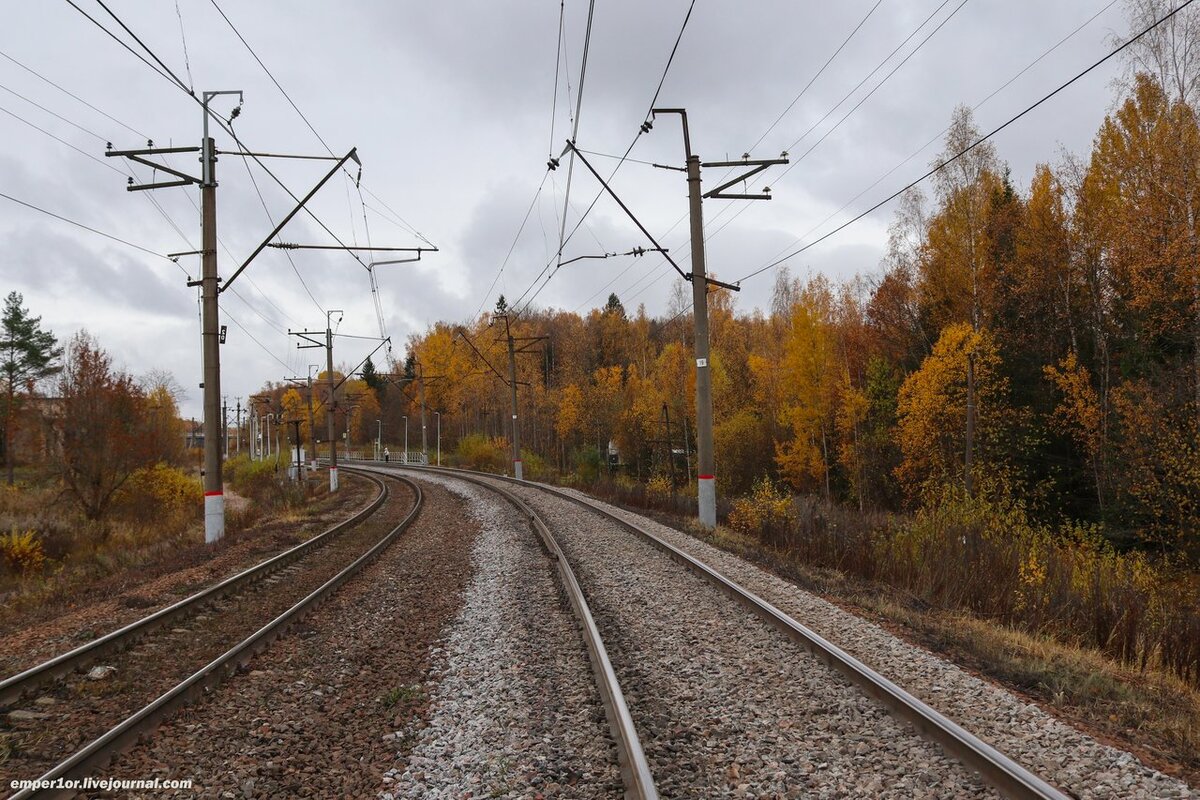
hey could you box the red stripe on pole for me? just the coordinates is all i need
[514,459,523,463]
[204,490,224,497]
[698,474,715,480]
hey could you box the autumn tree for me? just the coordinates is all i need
[895,324,1013,502]
[55,332,161,521]
[1,292,61,484]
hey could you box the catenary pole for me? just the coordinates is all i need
[200,128,224,542]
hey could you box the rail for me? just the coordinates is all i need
[9,473,421,800]
[381,462,1068,800]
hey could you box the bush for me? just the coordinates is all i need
[224,454,284,503]
[1,528,45,576]
[739,481,1200,688]
[111,463,202,527]
[575,446,602,484]
[728,477,795,546]
[453,434,508,474]
[520,448,550,480]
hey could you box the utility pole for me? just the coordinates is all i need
[222,396,229,458]
[289,419,303,480]
[418,362,428,463]
[504,318,521,479]
[106,89,243,544]
[326,310,342,490]
[235,397,242,456]
[649,108,787,528]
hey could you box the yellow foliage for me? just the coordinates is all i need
[0,528,44,576]
[556,383,584,440]
[728,478,794,538]
[894,323,1009,502]
[113,462,202,525]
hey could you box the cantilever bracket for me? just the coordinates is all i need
[700,157,788,200]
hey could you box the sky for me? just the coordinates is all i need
[0,0,1148,418]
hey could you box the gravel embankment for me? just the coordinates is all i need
[0,477,410,792]
[103,477,476,799]
[384,471,620,799]
[545,482,1196,800]
[458,476,994,799]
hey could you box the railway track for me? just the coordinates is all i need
[0,471,422,800]
[373,463,1071,800]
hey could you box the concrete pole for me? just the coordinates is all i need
[200,135,224,543]
[419,365,428,463]
[325,323,338,491]
[686,151,717,528]
[306,369,317,469]
[504,316,523,480]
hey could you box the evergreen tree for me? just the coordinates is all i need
[1,292,61,484]
[361,356,384,397]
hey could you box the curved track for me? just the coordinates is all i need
[346,463,657,800]
[2,472,422,800]
[379,462,1067,800]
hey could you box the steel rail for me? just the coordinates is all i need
[0,473,389,708]
[352,463,658,800]
[9,474,423,800]
[386,462,1068,800]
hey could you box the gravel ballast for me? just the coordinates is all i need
[450,475,993,799]
[386,471,621,799]
[102,477,474,799]
[542,481,1196,800]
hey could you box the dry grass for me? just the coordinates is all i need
[0,463,331,626]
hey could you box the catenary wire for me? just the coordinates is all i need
[734,0,1198,285]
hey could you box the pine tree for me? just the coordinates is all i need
[1,292,62,484]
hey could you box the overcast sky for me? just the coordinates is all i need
[1,1,1142,417]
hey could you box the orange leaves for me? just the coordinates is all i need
[1044,352,1103,462]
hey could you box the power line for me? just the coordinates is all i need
[548,0,566,159]
[207,0,330,155]
[94,0,193,94]
[473,172,551,320]
[735,0,1198,285]
[234,150,326,315]
[601,0,974,308]
[555,0,696,254]
[62,0,180,89]
[0,70,298,331]
[0,190,170,259]
[748,0,885,153]
[550,0,599,289]
[511,0,697,316]
[746,0,1122,277]
[62,0,379,281]
[174,0,195,93]
[0,47,147,138]
[206,0,435,250]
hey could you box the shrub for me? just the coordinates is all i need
[224,454,284,503]
[111,463,202,526]
[646,473,674,503]
[1,528,45,576]
[575,446,601,484]
[453,434,508,474]
[728,477,795,546]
